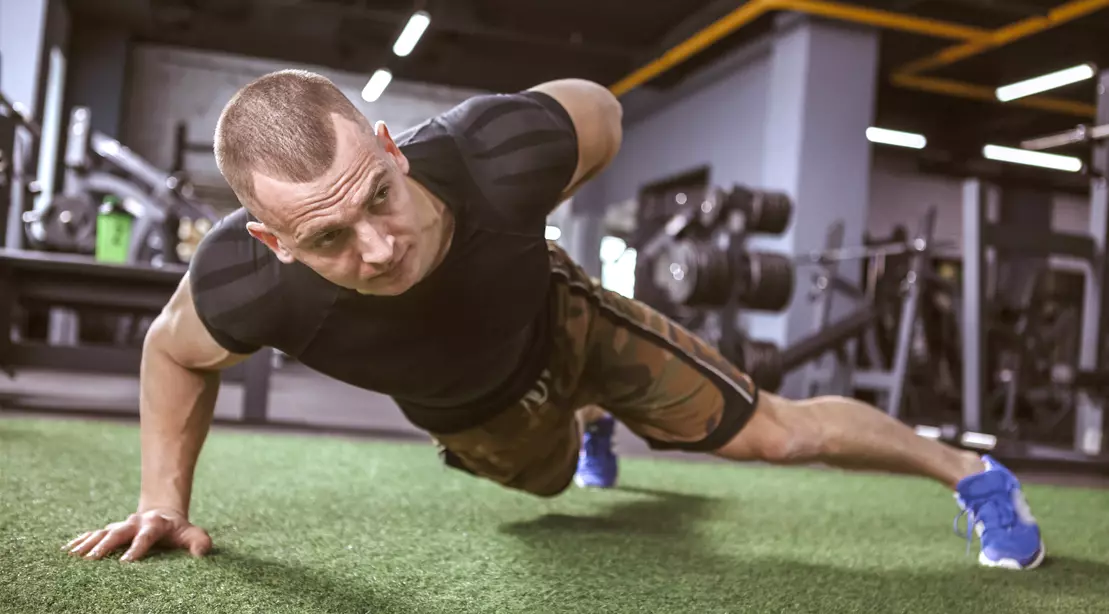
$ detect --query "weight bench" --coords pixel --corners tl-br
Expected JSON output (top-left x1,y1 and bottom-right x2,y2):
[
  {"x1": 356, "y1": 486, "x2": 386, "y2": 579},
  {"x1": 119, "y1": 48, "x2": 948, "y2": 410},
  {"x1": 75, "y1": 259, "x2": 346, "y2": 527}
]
[{"x1": 0, "y1": 248, "x2": 272, "y2": 422}]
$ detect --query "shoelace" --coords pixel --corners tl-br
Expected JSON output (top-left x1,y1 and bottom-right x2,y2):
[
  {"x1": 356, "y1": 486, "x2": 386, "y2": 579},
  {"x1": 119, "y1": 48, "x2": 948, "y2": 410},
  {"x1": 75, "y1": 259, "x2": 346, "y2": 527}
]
[{"x1": 952, "y1": 492, "x2": 1017, "y2": 555}]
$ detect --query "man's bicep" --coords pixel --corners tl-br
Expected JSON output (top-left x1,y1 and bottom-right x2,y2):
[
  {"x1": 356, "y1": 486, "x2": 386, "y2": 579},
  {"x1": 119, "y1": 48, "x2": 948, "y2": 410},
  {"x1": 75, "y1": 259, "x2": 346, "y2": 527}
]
[{"x1": 527, "y1": 79, "x2": 622, "y2": 199}]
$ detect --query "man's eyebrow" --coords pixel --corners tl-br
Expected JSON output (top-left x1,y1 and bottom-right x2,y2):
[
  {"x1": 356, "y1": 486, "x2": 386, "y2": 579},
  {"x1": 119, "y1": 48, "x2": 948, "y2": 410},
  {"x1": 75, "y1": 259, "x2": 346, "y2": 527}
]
[
  {"x1": 295, "y1": 166, "x2": 389, "y2": 245},
  {"x1": 362, "y1": 166, "x2": 389, "y2": 202}
]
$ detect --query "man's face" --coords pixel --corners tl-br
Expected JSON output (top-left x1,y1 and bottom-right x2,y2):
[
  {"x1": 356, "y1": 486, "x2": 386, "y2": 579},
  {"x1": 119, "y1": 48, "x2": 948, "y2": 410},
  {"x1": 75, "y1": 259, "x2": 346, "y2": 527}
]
[{"x1": 246, "y1": 115, "x2": 447, "y2": 296}]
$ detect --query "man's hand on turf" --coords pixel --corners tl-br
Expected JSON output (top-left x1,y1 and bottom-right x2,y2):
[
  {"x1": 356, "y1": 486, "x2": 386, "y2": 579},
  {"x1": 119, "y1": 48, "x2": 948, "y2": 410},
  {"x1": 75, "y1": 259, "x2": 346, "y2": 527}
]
[{"x1": 62, "y1": 509, "x2": 211, "y2": 562}]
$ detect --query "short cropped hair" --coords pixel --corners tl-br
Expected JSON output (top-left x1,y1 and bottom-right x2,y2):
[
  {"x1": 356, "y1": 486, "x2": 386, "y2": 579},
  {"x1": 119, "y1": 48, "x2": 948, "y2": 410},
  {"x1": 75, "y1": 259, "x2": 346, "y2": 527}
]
[{"x1": 214, "y1": 69, "x2": 369, "y2": 211}]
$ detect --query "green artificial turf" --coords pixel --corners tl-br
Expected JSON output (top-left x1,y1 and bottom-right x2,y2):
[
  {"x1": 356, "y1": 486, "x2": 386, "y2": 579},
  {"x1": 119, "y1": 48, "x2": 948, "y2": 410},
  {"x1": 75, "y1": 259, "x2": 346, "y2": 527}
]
[{"x1": 2, "y1": 417, "x2": 1109, "y2": 614}]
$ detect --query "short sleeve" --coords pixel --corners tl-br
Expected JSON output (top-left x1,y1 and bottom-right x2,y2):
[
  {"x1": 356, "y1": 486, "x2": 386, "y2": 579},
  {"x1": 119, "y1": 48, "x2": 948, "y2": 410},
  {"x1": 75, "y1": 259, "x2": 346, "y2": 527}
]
[
  {"x1": 435, "y1": 91, "x2": 579, "y2": 230},
  {"x1": 187, "y1": 209, "x2": 280, "y2": 355}
]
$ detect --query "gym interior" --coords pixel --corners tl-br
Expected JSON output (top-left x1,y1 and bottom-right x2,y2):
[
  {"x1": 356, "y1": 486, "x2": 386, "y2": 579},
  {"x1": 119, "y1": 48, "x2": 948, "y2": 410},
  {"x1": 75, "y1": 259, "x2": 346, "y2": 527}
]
[{"x1": 3, "y1": 1, "x2": 1109, "y2": 612}]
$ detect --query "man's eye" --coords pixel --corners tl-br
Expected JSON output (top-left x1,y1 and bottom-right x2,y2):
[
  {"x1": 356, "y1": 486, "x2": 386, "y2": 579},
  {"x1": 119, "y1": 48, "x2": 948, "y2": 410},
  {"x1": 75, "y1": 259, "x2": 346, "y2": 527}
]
[
  {"x1": 316, "y1": 230, "x2": 342, "y2": 247},
  {"x1": 373, "y1": 185, "x2": 390, "y2": 204}
]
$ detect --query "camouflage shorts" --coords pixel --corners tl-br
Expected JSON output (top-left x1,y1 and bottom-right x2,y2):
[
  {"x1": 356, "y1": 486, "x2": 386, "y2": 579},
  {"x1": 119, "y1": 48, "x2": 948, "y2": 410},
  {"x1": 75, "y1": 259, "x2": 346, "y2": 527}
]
[{"x1": 431, "y1": 241, "x2": 759, "y2": 496}]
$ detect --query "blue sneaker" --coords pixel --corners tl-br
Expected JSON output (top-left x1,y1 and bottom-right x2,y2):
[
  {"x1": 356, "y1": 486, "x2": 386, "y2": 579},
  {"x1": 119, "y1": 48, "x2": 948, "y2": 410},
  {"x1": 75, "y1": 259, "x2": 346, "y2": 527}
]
[
  {"x1": 953, "y1": 455, "x2": 1045, "y2": 570},
  {"x1": 574, "y1": 415, "x2": 618, "y2": 488}
]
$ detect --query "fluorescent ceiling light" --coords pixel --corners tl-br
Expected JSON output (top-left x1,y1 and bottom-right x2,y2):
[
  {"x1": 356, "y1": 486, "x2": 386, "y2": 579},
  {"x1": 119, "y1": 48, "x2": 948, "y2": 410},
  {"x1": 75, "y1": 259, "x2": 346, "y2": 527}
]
[
  {"x1": 393, "y1": 11, "x2": 431, "y2": 57},
  {"x1": 996, "y1": 63, "x2": 1096, "y2": 102},
  {"x1": 866, "y1": 127, "x2": 927, "y2": 149},
  {"x1": 982, "y1": 144, "x2": 1082, "y2": 172},
  {"x1": 361, "y1": 69, "x2": 392, "y2": 102}
]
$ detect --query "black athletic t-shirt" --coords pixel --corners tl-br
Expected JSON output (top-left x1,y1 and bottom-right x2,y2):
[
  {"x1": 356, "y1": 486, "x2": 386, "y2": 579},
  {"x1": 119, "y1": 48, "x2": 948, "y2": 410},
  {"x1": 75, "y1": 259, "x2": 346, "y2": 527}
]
[{"x1": 188, "y1": 91, "x2": 579, "y2": 433}]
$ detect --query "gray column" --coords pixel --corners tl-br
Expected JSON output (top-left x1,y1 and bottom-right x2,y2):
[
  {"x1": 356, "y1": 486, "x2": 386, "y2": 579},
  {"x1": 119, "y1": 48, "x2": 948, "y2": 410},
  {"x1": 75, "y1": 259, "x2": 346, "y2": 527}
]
[
  {"x1": 753, "y1": 14, "x2": 879, "y2": 398},
  {"x1": 0, "y1": 0, "x2": 49, "y2": 113},
  {"x1": 563, "y1": 175, "x2": 607, "y2": 279}
]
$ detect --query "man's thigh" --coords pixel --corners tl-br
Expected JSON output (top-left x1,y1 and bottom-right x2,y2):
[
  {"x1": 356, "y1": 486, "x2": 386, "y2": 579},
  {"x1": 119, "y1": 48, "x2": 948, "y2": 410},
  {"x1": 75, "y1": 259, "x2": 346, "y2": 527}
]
[
  {"x1": 431, "y1": 395, "x2": 580, "y2": 497},
  {"x1": 547, "y1": 242, "x2": 759, "y2": 452}
]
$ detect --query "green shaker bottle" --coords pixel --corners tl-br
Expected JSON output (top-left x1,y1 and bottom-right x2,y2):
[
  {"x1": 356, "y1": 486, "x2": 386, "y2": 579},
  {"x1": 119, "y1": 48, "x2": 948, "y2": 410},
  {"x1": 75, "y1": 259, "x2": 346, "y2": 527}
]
[{"x1": 95, "y1": 195, "x2": 133, "y2": 264}]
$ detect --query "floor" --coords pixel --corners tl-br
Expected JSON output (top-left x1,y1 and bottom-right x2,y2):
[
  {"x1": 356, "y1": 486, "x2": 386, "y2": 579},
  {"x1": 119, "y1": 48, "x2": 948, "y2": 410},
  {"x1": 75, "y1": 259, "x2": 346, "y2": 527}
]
[{"x1": 3, "y1": 361, "x2": 1108, "y2": 489}]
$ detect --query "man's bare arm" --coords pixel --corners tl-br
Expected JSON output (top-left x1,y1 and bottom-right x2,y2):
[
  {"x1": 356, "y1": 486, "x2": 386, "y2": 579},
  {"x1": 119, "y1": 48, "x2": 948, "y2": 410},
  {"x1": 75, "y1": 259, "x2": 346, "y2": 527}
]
[
  {"x1": 528, "y1": 78, "x2": 624, "y2": 203},
  {"x1": 137, "y1": 272, "x2": 251, "y2": 516},
  {"x1": 64, "y1": 273, "x2": 252, "y2": 562}
]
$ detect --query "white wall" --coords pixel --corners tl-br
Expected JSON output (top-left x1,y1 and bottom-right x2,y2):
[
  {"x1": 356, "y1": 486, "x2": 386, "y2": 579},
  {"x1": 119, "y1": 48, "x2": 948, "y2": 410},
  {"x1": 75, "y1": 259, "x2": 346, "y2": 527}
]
[
  {"x1": 597, "y1": 48, "x2": 771, "y2": 208},
  {"x1": 122, "y1": 45, "x2": 487, "y2": 177},
  {"x1": 0, "y1": 0, "x2": 48, "y2": 114}
]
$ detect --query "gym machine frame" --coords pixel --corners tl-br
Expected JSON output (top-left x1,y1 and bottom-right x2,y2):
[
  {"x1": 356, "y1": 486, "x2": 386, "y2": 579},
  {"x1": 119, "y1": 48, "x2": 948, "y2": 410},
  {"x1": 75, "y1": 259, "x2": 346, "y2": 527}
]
[
  {"x1": 0, "y1": 249, "x2": 273, "y2": 424},
  {"x1": 789, "y1": 207, "x2": 938, "y2": 417},
  {"x1": 645, "y1": 183, "x2": 939, "y2": 416},
  {"x1": 957, "y1": 68, "x2": 1109, "y2": 465},
  {"x1": 0, "y1": 88, "x2": 273, "y2": 425},
  {"x1": 21, "y1": 105, "x2": 220, "y2": 264}
]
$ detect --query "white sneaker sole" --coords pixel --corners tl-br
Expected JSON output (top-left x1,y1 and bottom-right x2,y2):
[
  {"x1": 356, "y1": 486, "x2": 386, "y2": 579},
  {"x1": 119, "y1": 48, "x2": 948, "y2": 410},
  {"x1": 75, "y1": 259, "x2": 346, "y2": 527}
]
[
  {"x1": 573, "y1": 474, "x2": 617, "y2": 489},
  {"x1": 979, "y1": 540, "x2": 1046, "y2": 570}
]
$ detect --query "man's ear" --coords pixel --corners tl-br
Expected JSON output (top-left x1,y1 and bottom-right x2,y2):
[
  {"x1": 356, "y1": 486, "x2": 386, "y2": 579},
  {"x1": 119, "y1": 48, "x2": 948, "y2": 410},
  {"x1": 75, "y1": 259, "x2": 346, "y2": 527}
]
[
  {"x1": 374, "y1": 121, "x2": 410, "y2": 175},
  {"x1": 246, "y1": 221, "x2": 296, "y2": 264}
]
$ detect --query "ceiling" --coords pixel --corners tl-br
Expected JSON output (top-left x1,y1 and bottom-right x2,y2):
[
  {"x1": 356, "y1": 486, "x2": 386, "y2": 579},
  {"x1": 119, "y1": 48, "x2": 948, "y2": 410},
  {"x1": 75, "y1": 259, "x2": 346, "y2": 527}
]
[{"x1": 66, "y1": 0, "x2": 1109, "y2": 184}]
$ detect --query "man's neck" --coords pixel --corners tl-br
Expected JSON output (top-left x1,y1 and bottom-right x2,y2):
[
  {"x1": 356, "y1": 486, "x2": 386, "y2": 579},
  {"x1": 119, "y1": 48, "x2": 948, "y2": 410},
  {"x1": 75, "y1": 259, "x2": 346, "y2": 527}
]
[{"x1": 409, "y1": 176, "x2": 455, "y2": 273}]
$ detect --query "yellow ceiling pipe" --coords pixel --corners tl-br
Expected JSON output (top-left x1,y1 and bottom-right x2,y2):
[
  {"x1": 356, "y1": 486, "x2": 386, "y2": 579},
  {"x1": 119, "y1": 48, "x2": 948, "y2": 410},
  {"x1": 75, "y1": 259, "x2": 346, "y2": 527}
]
[
  {"x1": 891, "y1": 74, "x2": 1098, "y2": 117},
  {"x1": 608, "y1": 0, "x2": 987, "y2": 97},
  {"x1": 609, "y1": 0, "x2": 771, "y2": 97},
  {"x1": 771, "y1": 0, "x2": 990, "y2": 40},
  {"x1": 608, "y1": 0, "x2": 1101, "y2": 119},
  {"x1": 896, "y1": 0, "x2": 1109, "y2": 76}
]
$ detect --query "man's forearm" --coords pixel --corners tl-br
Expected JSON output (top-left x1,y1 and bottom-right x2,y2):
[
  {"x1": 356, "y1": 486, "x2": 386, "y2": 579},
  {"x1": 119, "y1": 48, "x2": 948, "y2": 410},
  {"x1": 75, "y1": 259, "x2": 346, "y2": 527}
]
[{"x1": 136, "y1": 341, "x2": 221, "y2": 517}]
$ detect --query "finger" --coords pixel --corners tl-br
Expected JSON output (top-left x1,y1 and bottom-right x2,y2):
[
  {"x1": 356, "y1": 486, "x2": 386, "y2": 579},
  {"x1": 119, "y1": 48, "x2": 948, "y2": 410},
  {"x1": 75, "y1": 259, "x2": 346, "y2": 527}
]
[
  {"x1": 69, "y1": 529, "x2": 108, "y2": 557},
  {"x1": 85, "y1": 525, "x2": 136, "y2": 560},
  {"x1": 62, "y1": 532, "x2": 92, "y2": 551},
  {"x1": 120, "y1": 525, "x2": 162, "y2": 563},
  {"x1": 175, "y1": 526, "x2": 212, "y2": 558}
]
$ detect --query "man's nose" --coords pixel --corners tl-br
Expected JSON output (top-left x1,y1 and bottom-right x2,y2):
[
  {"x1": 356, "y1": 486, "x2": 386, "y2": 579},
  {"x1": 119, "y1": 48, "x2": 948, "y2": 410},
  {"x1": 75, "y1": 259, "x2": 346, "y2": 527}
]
[{"x1": 357, "y1": 223, "x2": 395, "y2": 266}]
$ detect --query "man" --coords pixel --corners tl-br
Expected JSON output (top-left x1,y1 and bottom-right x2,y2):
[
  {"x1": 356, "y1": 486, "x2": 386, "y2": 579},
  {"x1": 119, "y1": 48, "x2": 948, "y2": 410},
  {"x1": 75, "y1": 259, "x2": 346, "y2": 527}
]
[{"x1": 62, "y1": 70, "x2": 1044, "y2": 570}]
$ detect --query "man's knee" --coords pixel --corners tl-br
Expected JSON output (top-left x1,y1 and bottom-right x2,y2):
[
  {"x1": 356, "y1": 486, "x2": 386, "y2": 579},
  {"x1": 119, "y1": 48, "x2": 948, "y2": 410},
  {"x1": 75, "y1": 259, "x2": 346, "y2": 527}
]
[
  {"x1": 441, "y1": 446, "x2": 576, "y2": 498},
  {"x1": 503, "y1": 459, "x2": 577, "y2": 498},
  {"x1": 715, "y1": 393, "x2": 826, "y2": 463}
]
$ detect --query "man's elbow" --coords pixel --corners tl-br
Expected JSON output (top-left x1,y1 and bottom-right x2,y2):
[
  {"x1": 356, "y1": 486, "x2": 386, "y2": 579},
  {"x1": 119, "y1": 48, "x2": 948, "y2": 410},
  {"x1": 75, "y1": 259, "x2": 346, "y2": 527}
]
[
  {"x1": 584, "y1": 80, "x2": 623, "y2": 168},
  {"x1": 604, "y1": 96, "x2": 623, "y2": 164}
]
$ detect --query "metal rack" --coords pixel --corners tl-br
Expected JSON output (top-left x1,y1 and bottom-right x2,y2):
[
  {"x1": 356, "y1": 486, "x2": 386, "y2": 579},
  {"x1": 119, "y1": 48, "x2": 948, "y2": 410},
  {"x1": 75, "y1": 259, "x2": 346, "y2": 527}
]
[{"x1": 956, "y1": 68, "x2": 1109, "y2": 466}]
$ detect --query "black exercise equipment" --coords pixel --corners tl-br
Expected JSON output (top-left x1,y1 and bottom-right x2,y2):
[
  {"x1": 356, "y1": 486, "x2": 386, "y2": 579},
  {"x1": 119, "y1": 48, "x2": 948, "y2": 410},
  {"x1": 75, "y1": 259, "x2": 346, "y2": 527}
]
[
  {"x1": 932, "y1": 68, "x2": 1109, "y2": 471},
  {"x1": 32, "y1": 106, "x2": 219, "y2": 265},
  {"x1": 1, "y1": 92, "x2": 220, "y2": 266},
  {"x1": 0, "y1": 99, "x2": 12, "y2": 247},
  {"x1": 629, "y1": 168, "x2": 711, "y2": 332},
  {"x1": 0, "y1": 85, "x2": 281, "y2": 425},
  {"x1": 728, "y1": 336, "x2": 784, "y2": 394},
  {"x1": 0, "y1": 91, "x2": 39, "y2": 251},
  {"x1": 745, "y1": 208, "x2": 940, "y2": 415},
  {"x1": 640, "y1": 183, "x2": 795, "y2": 390},
  {"x1": 0, "y1": 248, "x2": 273, "y2": 421},
  {"x1": 651, "y1": 184, "x2": 796, "y2": 311},
  {"x1": 659, "y1": 239, "x2": 794, "y2": 310}
]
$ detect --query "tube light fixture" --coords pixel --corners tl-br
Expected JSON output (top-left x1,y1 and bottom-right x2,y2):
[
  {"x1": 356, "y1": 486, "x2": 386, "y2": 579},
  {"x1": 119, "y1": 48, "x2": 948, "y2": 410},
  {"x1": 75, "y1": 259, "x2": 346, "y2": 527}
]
[
  {"x1": 866, "y1": 127, "x2": 927, "y2": 149},
  {"x1": 393, "y1": 11, "x2": 431, "y2": 57},
  {"x1": 996, "y1": 63, "x2": 1096, "y2": 102},
  {"x1": 982, "y1": 144, "x2": 1082, "y2": 172},
  {"x1": 361, "y1": 69, "x2": 393, "y2": 102}
]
